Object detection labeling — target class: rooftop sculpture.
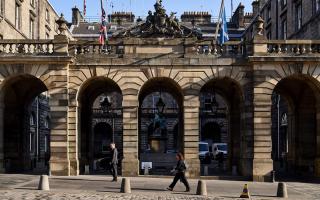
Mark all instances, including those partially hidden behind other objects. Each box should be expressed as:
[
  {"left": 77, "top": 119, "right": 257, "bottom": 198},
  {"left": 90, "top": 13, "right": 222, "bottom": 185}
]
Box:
[{"left": 113, "top": 0, "right": 201, "bottom": 38}]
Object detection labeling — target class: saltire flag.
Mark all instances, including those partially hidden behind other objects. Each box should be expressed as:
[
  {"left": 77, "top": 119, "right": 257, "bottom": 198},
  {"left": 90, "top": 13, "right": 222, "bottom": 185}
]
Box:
[
  {"left": 83, "top": 0, "right": 86, "bottom": 16},
  {"left": 219, "top": 4, "right": 229, "bottom": 45},
  {"left": 99, "top": 0, "right": 108, "bottom": 45}
]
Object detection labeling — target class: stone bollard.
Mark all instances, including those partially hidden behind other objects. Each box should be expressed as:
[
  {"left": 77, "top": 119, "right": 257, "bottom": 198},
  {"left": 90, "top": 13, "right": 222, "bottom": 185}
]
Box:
[
  {"left": 84, "top": 165, "right": 90, "bottom": 175},
  {"left": 277, "top": 182, "right": 288, "bottom": 198},
  {"left": 196, "top": 180, "right": 207, "bottom": 196},
  {"left": 120, "top": 178, "right": 131, "bottom": 193},
  {"left": 38, "top": 175, "right": 50, "bottom": 191},
  {"left": 204, "top": 165, "right": 209, "bottom": 176}
]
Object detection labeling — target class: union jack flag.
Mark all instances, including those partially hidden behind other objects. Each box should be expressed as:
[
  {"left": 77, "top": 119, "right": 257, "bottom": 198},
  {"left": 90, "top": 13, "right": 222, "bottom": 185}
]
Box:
[{"left": 99, "top": 0, "right": 108, "bottom": 45}]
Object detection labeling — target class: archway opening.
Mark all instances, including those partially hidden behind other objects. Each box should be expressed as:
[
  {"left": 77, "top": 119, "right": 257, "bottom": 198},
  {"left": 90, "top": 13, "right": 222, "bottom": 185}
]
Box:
[
  {"left": 271, "top": 75, "right": 320, "bottom": 178},
  {"left": 2, "top": 74, "right": 50, "bottom": 173},
  {"left": 78, "top": 77, "right": 123, "bottom": 175},
  {"left": 138, "top": 78, "right": 183, "bottom": 175},
  {"left": 200, "top": 77, "right": 243, "bottom": 176}
]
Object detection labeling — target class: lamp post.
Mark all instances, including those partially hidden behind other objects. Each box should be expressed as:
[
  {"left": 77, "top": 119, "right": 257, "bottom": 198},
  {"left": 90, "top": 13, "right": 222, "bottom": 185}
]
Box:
[
  {"left": 100, "top": 95, "right": 115, "bottom": 142},
  {"left": 210, "top": 91, "right": 219, "bottom": 115}
]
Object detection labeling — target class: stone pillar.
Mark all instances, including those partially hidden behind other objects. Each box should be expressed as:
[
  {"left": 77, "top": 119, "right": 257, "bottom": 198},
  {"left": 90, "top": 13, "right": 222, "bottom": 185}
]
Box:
[
  {"left": 68, "top": 105, "right": 79, "bottom": 176},
  {"left": 252, "top": 79, "right": 273, "bottom": 182},
  {"left": 49, "top": 65, "right": 70, "bottom": 176},
  {"left": 122, "top": 95, "right": 139, "bottom": 176},
  {"left": 184, "top": 95, "right": 200, "bottom": 178}
]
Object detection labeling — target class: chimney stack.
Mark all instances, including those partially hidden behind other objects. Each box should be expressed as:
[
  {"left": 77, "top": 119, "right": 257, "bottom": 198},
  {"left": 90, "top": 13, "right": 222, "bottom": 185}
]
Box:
[{"left": 72, "top": 6, "right": 83, "bottom": 26}]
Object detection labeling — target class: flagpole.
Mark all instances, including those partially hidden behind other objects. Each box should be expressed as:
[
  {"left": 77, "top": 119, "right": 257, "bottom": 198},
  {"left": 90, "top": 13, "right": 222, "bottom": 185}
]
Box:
[{"left": 214, "top": 0, "right": 224, "bottom": 43}]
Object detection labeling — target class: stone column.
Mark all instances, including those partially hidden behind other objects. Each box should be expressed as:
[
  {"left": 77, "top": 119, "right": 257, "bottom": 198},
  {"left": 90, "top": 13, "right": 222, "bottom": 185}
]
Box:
[
  {"left": 183, "top": 95, "right": 200, "bottom": 178},
  {"left": 122, "top": 95, "right": 139, "bottom": 176},
  {"left": 49, "top": 65, "right": 70, "bottom": 176},
  {"left": 68, "top": 104, "right": 79, "bottom": 176},
  {"left": 252, "top": 78, "right": 273, "bottom": 182}
]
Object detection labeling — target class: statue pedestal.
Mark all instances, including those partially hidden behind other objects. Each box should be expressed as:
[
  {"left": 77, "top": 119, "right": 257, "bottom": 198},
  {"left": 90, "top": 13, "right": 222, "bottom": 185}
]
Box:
[{"left": 150, "top": 137, "right": 167, "bottom": 153}]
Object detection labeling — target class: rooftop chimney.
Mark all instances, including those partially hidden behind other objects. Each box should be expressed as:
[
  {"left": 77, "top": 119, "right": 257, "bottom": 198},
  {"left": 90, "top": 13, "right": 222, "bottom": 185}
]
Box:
[
  {"left": 252, "top": 0, "right": 260, "bottom": 17},
  {"left": 72, "top": 6, "right": 83, "bottom": 26}
]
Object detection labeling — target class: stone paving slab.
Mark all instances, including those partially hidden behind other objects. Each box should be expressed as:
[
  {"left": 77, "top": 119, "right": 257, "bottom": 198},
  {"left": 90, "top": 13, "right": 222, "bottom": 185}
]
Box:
[{"left": 0, "top": 174, "right": 319, "bottom": 200}]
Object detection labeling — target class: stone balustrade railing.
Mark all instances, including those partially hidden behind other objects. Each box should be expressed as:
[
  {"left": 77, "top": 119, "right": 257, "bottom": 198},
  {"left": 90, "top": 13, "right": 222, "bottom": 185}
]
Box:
[
  {"left": 266, "top": 40, "right": 320, "bottom": 55},
  {"left": 1, "top": 38, "right": 320, "bottom": 57},
  {"left": 0, "top": 40, "right": 54, "bottom": 55},
  {"left": 194, "top": 41, "right": 243, "bottom": 56}
]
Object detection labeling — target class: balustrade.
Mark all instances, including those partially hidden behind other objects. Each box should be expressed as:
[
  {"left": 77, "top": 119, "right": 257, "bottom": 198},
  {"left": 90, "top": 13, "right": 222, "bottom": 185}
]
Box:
[
  {"left": 266, "top": 40, "right": 320, "bottom": 55},
  {"left": 0, "top": 40, "right": 54, "bottom": 54}
]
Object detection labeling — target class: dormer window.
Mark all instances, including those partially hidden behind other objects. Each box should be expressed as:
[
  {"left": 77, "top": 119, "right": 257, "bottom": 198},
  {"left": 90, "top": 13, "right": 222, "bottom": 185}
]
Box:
[{"left": 88, "top": 25, "right": 95, "bottom": 30}]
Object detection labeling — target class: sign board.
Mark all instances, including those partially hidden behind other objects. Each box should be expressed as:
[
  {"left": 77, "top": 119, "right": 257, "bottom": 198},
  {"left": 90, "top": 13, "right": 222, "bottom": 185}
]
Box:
[{"left": 141, "top": 162, "right": 152, "bottom": 169}]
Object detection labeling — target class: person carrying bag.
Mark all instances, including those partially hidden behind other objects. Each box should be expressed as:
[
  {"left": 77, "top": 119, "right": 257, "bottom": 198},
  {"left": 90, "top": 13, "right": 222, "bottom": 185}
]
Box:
[{"left": 167, "top": 152, "right": 190, "bottom": 192}]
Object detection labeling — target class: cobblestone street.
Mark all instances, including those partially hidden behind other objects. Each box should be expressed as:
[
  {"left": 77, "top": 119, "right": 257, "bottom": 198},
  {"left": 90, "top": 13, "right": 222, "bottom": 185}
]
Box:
[{"left": 0, "top": 174, "right": 319, "bottom": 200}]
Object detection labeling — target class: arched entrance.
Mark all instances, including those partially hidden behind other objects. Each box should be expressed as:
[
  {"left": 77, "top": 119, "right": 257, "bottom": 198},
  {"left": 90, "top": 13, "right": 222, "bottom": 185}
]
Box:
[
  {"left": 200, "top": 77, "right": 243, "bottom": 176},
  {"left": 77, "top": 77, "right": 123, "bottom": 174},
  {"left": 138, "top": 78, "right": 183, "bottom": 175},
  {"left": 1, "top": 74, "right": 50, "bottom": 173},
  {"left": 271, "top": 75, "right": 320, "bottom": 178}
]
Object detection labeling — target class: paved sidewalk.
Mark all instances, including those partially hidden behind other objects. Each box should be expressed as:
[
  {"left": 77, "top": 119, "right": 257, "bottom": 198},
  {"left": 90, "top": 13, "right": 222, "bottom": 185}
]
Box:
[{"left": 0, "top": 174, "right": 319, "bottom": 199}]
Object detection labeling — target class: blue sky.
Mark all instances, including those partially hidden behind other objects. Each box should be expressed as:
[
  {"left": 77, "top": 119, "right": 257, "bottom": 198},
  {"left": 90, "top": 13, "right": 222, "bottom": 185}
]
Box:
[{"left": 49, "top": 0, "right": 253, "bottom": 22}]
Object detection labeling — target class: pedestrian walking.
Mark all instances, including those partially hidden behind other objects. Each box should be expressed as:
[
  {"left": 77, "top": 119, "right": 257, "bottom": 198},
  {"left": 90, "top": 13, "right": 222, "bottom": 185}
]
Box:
[
  {"left": 167, "top": 152, "right": 190, "bottom": 192},
  {"left": 109, "top": 143, "right": 118, "bottom": 182}
]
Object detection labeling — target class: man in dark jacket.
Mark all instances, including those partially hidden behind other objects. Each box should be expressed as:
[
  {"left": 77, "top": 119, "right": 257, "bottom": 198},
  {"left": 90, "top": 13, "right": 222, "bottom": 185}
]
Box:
[{"left": 109, "top": 143, "right": 118, "bottom": 182}]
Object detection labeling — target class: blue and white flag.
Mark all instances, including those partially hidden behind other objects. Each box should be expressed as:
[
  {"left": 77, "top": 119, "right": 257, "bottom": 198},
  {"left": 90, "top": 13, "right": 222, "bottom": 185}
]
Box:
[{"left": 219, "top": 6, "right": 229, "bottom": 45}]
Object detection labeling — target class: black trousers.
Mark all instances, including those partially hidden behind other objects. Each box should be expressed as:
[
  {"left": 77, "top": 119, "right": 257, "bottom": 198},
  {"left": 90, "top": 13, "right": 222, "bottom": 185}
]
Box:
[
  {"left": 169, "top": 172, "right": 190, "bottom": 190},
  {"left": 109, "top": 163, "right": 118, "bottom": 180}
]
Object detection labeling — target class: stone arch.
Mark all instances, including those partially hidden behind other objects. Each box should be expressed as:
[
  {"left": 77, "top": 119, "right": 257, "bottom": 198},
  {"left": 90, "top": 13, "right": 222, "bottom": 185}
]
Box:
[
  {"left": 199, "top": 77, "right": 246, "bottom": 175},
  {"left": 0, "top": 74, "right": 50, "bottom": 172},
  {"left": 253, "top": 63, "right": 320, "bottom": 180},
  {"left": 76, "top": 76, "right": 123, "bottom": 174},
  {"left": 137, "top": 77, "right": 184, "bottom": 175},
  {"left": 270, "top": 74, "right": 320, "bottom": 177}
]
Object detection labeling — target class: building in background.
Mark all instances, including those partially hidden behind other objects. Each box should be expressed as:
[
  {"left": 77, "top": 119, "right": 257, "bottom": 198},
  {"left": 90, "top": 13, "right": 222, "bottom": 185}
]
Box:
[
  {"left": 0, "top": 0, "right": 72, "bottom": 39},
  {"left": 250, "top": 0, "right": 320, "bottom": 40}
]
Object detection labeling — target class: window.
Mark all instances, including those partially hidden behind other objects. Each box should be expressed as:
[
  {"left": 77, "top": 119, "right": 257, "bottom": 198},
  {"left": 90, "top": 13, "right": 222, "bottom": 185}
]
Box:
[
  {"left": 45, "top": 8, "right": 50, "bottom": 23},
  {"left": 30, "top": 18, "right": 34, "bottom": 39},
  {"left": 0, "top": 34, "right": 3, "bottom": 40},
  {"left": 45, "top": 32, "right": 49, "bottom": 39},
  {"left": 266, "top": 5, "right": 271, "bottom": 21},
  {"left": 281, "top": 19, "right": 287, "bottom": 40},
  {"left": 295, "top": 3, "right": 302, "bottom": 30},
  {"left": 15, "top": 3, "right": 21, "bottom": 29}
]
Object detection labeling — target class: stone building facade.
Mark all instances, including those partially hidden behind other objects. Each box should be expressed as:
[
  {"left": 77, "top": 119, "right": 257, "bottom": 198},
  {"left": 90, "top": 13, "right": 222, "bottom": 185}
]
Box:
[
  {"left": 0, "top": 0, "right": 62, "bottom": 39},
  {"left": 0, "top": 1, "right": 320, "bottom": 182},
  {"left": 251, "top": 0, "right": 320, "bottom": 40}
]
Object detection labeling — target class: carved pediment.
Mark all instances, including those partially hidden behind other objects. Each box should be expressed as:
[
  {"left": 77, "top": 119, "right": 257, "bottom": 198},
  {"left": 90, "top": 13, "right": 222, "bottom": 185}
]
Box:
[{"left": 113, "top": 0, "right": 202, "bottom": 39}]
